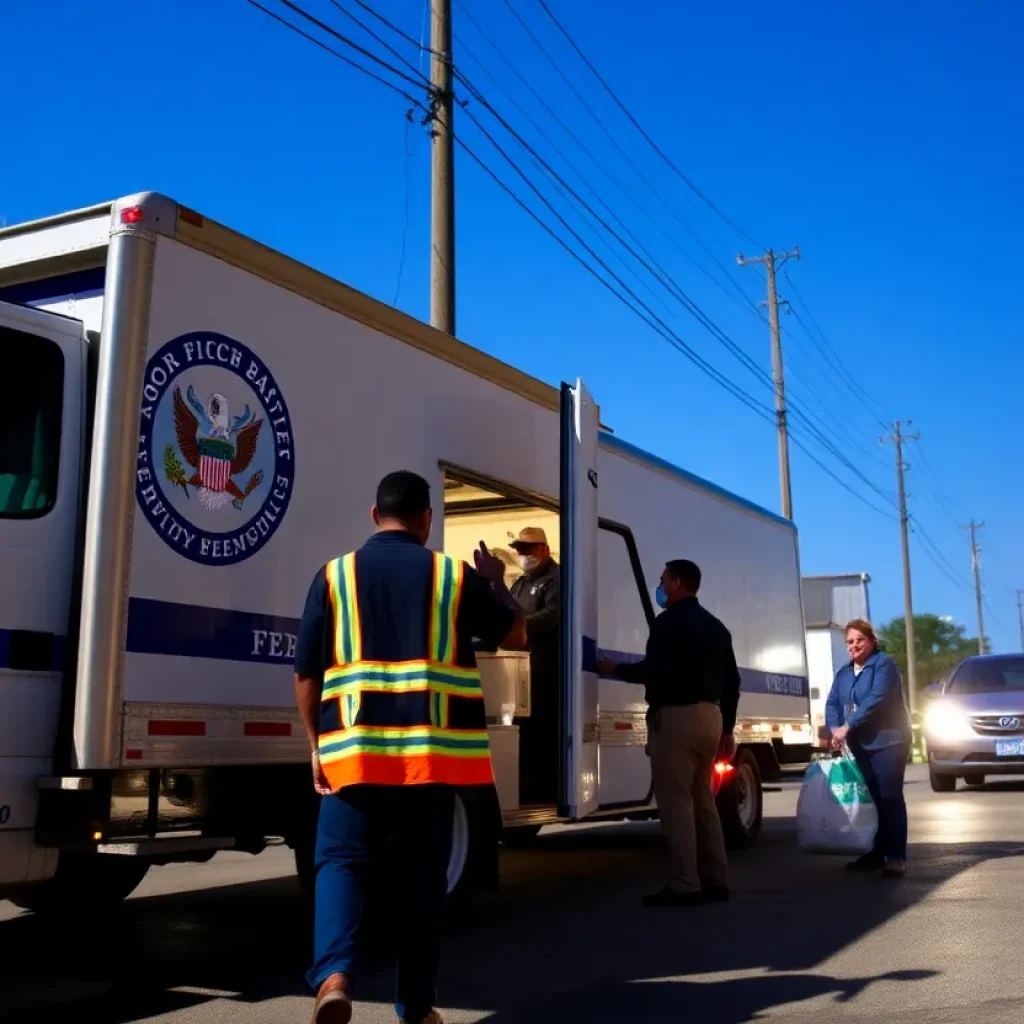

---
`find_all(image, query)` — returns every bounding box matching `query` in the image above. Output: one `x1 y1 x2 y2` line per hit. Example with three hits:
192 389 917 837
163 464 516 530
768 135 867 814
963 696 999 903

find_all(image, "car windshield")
946 659 1024 694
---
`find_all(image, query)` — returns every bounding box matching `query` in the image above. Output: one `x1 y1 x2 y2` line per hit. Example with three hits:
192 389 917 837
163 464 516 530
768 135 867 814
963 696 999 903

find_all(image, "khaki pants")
649 703 728 893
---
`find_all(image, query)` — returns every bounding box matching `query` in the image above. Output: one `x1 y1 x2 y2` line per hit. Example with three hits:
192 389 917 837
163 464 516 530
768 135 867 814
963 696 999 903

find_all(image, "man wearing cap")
508 527 561 804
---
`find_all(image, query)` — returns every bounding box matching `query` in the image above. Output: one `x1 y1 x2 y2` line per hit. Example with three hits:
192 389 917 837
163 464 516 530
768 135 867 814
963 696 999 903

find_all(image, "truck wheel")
929 770 957 793
717 747 762 849
294 836 316 905
963 773 985 787
447 793 471 896
11 852 149 916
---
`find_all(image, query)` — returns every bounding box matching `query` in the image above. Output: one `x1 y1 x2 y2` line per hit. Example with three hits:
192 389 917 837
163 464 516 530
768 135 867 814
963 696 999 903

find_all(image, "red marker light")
120 206 145 224
714 761 736 776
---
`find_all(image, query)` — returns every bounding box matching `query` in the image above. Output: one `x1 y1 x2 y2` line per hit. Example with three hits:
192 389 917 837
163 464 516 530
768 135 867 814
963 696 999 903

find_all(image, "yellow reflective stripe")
318 726 491 761
444 556 461 664
319 744 491 762
325 659 480 682
342 552 362 663
326 559 346 668
429 553 444 663
323 678 482 702
430 553 462 665
321 725 489 741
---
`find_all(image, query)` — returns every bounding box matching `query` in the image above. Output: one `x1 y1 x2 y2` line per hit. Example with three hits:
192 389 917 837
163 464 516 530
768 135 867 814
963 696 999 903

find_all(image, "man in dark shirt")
508 527 560 804
294 471 526 1024
599 558 740 908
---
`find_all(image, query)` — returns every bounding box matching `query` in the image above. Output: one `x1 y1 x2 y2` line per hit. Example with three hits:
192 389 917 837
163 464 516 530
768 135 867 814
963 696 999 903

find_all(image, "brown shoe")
312 973 352 1024
882 860 906 879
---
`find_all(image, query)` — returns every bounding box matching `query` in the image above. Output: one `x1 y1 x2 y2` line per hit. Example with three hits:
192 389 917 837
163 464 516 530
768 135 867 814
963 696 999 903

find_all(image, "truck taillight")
714 761 735 776
120 206 145 224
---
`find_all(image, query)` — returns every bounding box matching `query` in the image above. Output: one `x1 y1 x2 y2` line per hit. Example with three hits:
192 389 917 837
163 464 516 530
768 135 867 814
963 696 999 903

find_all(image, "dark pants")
519 647 559 805
307 784 454 1023
850 741 909 861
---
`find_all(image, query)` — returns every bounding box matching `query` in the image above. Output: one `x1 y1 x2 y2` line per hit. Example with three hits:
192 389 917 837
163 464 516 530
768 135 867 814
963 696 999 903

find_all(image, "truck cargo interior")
441 469 562 827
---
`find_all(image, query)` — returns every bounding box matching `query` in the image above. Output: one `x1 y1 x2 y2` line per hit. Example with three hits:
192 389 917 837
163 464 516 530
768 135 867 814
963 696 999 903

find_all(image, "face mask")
655 585 669 609
519 555 539 573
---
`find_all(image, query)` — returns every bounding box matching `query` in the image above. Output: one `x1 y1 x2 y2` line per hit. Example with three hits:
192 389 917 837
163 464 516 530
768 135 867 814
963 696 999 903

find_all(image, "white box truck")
0 194 811 914
802 573 871 742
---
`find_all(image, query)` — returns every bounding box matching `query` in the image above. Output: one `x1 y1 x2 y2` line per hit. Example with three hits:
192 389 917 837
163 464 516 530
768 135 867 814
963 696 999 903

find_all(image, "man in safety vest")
294 470 527 1024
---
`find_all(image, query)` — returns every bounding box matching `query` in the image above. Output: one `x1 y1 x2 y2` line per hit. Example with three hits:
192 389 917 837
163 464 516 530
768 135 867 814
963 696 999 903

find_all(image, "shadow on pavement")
476 969 938 1023
3 819 1023 1023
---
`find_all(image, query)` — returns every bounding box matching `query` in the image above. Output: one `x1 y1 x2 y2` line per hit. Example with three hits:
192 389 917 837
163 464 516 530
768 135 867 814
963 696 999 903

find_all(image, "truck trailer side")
0 194 809 913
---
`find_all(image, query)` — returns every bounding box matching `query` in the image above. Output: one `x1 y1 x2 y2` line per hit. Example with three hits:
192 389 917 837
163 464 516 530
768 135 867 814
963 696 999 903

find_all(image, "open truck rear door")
558 379 600 819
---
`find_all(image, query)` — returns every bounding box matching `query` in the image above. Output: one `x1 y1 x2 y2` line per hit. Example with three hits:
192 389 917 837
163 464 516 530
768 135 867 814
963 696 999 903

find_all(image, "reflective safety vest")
317 550 494 790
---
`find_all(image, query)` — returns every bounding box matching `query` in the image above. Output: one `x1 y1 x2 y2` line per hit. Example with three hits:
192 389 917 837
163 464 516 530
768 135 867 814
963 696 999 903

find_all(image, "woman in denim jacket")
825 618 912 877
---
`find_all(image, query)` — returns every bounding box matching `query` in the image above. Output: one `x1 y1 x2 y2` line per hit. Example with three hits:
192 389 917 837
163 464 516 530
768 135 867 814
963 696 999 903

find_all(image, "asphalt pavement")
4 766 1024 1023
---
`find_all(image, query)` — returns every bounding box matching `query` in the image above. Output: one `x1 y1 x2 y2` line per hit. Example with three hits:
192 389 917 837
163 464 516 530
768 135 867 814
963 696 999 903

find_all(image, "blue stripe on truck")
0 267 106 305
596 646 808 698
0 605 808 698
126 597 301 665
121 600 808 696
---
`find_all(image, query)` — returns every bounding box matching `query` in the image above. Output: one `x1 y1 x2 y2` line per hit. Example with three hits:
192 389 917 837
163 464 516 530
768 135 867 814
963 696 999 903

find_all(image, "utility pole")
430 0 456 335
737 246 800 520
1016 589 1024 652
965 520 987 654
882 420 920 714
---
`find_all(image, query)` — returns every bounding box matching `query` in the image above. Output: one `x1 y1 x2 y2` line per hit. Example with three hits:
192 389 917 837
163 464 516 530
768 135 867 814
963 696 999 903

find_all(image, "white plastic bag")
797 752 878 855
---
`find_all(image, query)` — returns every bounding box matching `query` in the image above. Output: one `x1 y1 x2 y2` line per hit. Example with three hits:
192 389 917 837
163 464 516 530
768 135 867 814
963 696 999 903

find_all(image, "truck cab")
0 300 88 891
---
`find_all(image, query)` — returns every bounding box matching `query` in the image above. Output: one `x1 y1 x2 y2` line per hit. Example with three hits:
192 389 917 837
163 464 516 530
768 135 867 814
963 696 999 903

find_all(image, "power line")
788 432 897 520
248 0 776 424
324 0 432 87
394 109 414 305
265 0 434 93
910 437 964 527
451 0 764 323
533 0 763 249
244 0 428 107
494 0 760 314
782 269 892 431
348 0 443 57
455 101 777 421
348 0 766 323
910 516 973 592
453 69 898 505
244 0 904 522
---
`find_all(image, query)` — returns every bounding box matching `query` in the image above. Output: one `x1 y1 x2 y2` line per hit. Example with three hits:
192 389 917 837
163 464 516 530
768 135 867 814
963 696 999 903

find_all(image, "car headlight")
924 703 974 742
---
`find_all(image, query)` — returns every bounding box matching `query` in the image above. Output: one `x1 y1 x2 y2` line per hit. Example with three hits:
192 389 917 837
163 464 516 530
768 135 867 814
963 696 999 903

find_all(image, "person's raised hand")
474 541 506 585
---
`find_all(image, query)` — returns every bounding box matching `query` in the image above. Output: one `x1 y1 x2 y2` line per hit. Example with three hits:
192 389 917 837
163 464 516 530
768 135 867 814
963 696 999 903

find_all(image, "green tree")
877 614 984 691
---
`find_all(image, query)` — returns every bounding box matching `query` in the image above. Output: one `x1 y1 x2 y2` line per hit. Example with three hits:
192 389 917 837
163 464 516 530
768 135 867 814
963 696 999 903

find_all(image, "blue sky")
2 0 1021 653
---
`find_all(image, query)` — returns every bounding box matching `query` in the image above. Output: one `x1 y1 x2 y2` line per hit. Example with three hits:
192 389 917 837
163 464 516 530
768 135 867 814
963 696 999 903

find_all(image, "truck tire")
929 769 957 793
717 747 762 849
11 852 150 916
447 793 473 899
294 835 317 905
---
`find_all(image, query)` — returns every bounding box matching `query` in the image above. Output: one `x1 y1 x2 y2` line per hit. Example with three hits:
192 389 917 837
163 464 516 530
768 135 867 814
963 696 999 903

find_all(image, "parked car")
923 654 1024 792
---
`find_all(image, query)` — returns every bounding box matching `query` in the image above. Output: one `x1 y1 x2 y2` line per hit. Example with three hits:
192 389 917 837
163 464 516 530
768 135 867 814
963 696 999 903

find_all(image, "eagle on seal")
171 384 264 512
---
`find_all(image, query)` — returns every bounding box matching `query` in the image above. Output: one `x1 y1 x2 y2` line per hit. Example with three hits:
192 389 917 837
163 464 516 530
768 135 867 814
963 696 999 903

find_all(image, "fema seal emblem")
135 331 295 566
